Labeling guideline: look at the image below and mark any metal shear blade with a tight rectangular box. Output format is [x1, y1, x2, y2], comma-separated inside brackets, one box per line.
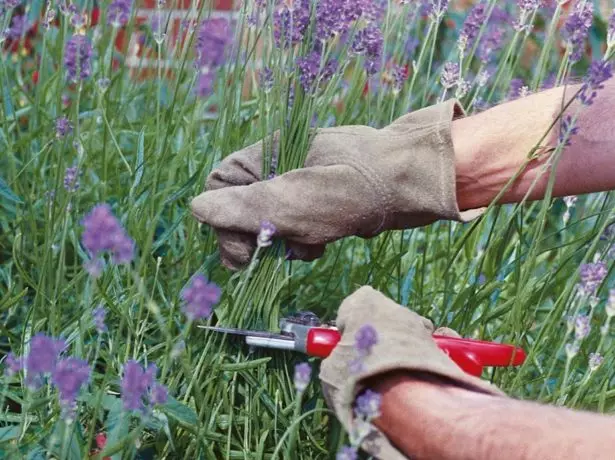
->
[198, 325, 293, 341]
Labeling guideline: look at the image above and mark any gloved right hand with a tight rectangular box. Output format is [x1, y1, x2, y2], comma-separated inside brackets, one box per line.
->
[191, 99, 483, 270]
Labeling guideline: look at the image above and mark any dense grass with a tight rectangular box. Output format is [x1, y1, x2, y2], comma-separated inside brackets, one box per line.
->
[1, 0, 615, 458]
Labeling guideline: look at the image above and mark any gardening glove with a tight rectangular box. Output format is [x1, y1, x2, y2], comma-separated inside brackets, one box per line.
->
[319, 286, 505, 459]
[190, 99, 485, 270]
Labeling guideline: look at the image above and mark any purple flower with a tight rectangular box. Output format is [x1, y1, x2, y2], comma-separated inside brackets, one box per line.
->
[477, 23, 505, 63]
[63, 165, 79, 192]
[578, 60, 613, 106]
[257, 221, 276, 248]
[51, 357, 91, 418]
[579, 261, 608, 295]
[81, 204, 135, 267]
[3, 0, 21, 10]
[64, 34, 93, 82]
[565, 341, 580, 358]
[559, 114, 578, 147]
[391, 65, 407, 93]
[259, 67, 274, 93]
[589, 352, 603, 371]
[273, 0, 311, 47]
[195, 69, 216, 98]
[459, 2, 486, 51]
[92, 306, 107, 333]
[509, 78, 525, 99]
[107, 0, 132, 28]
[517, 0, 542, 11]
[120, 360, 162, 412]
[180, 274, 221, 321]
[296, 52, 337, 91]
[574, 315, 591, 341]
[6, 14, 29, 40]
[55, 117, 73, 138]
[336, 446, 358, 460]
[195, 18, 232, 69]
[294, 362, 311, 393]
[351, 24, 383, 75]
[25, 334, 66, 388]
[3, 353, 22, 377]
[355, 324, 378, 355]
[315, 0, 362, 41]
[563, 1, 593, 63]
[354, 389, 381, 420]
[440, 62, 459, 89]
[150, 383, 168, 405]
[424, 0, 449, 19]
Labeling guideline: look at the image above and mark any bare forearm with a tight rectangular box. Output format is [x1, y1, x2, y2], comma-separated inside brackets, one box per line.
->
[370, 373, 615, 460]
[453, 77, 615, 211]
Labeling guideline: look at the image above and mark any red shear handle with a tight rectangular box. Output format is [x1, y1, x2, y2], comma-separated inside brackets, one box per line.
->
[305, 328, 526, 378]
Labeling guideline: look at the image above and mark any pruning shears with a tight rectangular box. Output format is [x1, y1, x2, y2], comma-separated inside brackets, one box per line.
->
[198, 311, 526, 377]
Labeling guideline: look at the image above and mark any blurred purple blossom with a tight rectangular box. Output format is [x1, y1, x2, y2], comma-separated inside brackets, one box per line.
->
[25, 333, 66, 388]
[578, 61, 613, 106]
[107, 0, 132, 28]
[351, 24, 383, 75]
[3, 353, 21, 377]
[70, 9, 87, 29]
[196, 69, 216, 98]
[589, 352, 603, 371]
[294, 362, 311, 393]
[391, 65, 407, 93]
[563, 1, 593, 63]
[336, 446, 358, 460]
[259, 67, 274, 93]
[509, 78, 525, 99]
[424, 0, 449, 19]
[150, 382, 169, 405]
[274, 0, 311, 47]
[297, 52, 337, 91]
[3, 0, 21, 10]
[558, 114, 578, 147]
[579, 261, 608, 295]
[458, 1, 486, 52]
[257, 220, 276, 248]
[565, 341, 579, 358]
[180, 274, 221, 321]
[64, 34, 93, 82]
[55, 117, 73, 138]
[315, 0, 362, 41]
[63, 165, 79, 192]
[440, 62, 459, 89]
[195, 17, 232, 69]
[574, 315, 590, 341]
[121, 360, 165, 412]
[354, 389, 381, 420]
[52, 357, 91, 418]
[6, 14, 28, 40]
[93, 306, 107, 333]
[81, 204, 135, 267]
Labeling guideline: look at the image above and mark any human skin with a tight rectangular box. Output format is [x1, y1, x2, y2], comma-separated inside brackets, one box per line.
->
[365, 371, 615, 460]
[453, 76, 615, 211]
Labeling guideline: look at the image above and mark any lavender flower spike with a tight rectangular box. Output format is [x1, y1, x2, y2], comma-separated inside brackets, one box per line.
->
[107, 0, 132, 28]
[574, 315, 591, 341]
[3, 353, 22, 378]
[55, 117, 73, 139]
[578, 61, 613, 106]
[92, 306, 107, 333]
[440, 62, 459, 89]
[578, 261, 608, 295]
[294, 362, 311, 393]
[24, 333, 66, 388]
[51, 357, 91, 419]
[121, 360, 158, 412]
[64, 34, 93, 82]
[563, 1, 594, 63]
[63, 165, 80, 192]
[180, 274, 221, 321]
[257, 221, 276, 248]
[589, 352, 603, 371]
[81, 203, 135, 267]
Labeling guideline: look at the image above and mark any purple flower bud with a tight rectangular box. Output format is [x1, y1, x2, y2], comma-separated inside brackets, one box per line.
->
[259, 67, 274, 93]
[81, 204, 135, 267]
[296, 52, 337, 91]
[64, 34, 93, 82]
[6, 14, 29, 40]
[257, 221, 276, 248]
[425, 0, 449, 19]
[354, 324, 378, 355]
[458, 2, 486, 52]
[440, 62, 459, 89]
[92, 306, 107, 333]
[562, 1, 593, 63]
[354, 389, 381, 420]
[565, 341, 579, 358]
[121, 360, 159, 412]
[63, 165, 80, 192]
[574, 315, 591, 341]
[589, 352, 603, 371]
[180, 274, 221, 321]
[25, 334, 66, 388]
[195, 18, 232, 69]
[578, 61, 613, 106]
[336, 446, 358, 460]
[107, 0, 132, 28]
[51, 357, 91, 418]
[150, 382, 168, 405]
[55, 117, 73, 138]
[579, 261, 608, 295]
[3, 353, 22, 377]
[559, 114, 579, 147]
[294, 362, 311, 393]
[274, 0, 311, 47]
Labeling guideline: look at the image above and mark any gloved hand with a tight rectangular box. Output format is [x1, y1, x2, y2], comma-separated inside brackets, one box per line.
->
[191, 99, 484, 269]
[319, 286, 504, 459]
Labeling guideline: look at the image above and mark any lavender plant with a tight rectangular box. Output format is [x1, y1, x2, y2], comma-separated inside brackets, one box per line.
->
[0, 0, 615, 458]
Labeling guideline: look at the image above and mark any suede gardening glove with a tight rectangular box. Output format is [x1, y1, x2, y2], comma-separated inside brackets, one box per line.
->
[191, 99, 484, 270]
[319, 286, 505, 459]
